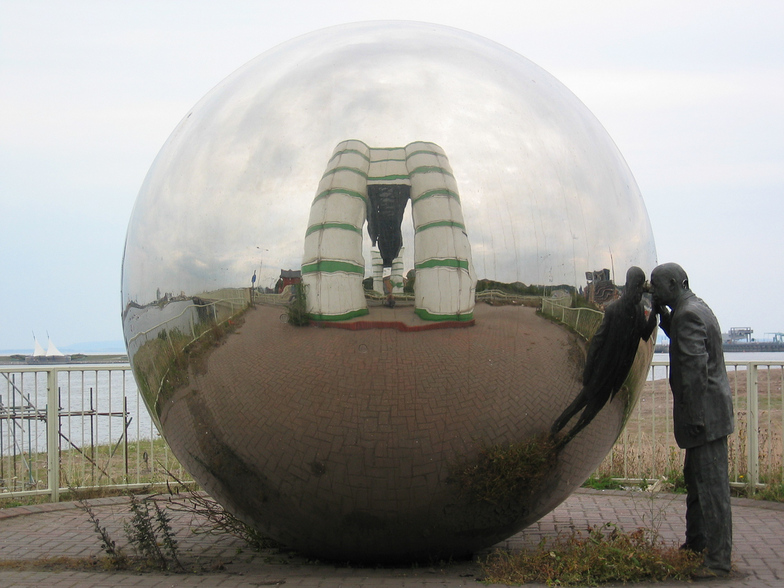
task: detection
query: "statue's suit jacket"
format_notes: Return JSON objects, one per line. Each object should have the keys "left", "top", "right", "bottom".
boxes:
{"left": 667, "top": 292, "right": 734, "bottom": 449}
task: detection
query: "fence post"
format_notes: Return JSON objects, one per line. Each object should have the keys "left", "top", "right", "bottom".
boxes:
{"left": 46, "top": 368, "right": 60, "bottom": 502}
{"left": 746, "top": 364, "right": 759, "bottom": 488}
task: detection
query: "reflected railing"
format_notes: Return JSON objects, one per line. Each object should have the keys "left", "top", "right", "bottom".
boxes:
{"left": 2, "top": 359, "right": 782, "bottom": 503}
{"left": 125, "top": 292, "right": 252, "bottom": 428}
{"left": 476, "top": 289, "right": 542, "bottom": 307}
{"left": 125, "top": 291, "right": 251, "bottom": 352}
{"left": 541, "top": 295, "right": 603, "bottom": 341}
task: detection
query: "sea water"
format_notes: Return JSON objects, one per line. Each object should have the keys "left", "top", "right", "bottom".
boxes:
{"left": 649, "top": 352, "right": 784, "bottom": 382}
{"left": 0, "top": 365, "right": 155, "bottom": 457}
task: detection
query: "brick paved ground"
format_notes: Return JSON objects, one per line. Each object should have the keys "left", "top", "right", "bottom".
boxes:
{"left": 0, "top": 488, "right": 782, "bottom": 587}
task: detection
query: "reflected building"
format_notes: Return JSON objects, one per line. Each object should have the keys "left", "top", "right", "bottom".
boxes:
{"left": 121, "top": 22, "right": 657, "bottom": 562}
{"left": 585, "top": 269, "right": 616, "bottom": 306}
{"left": 276, "top": 269, "right": 301, "bottom": 293}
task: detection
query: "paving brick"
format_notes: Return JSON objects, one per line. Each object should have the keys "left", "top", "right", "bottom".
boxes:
{"left": 0, "top": 489, "right": 782, "bottom": 586}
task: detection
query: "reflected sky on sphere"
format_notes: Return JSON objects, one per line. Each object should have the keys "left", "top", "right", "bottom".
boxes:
{"left": 123, "top": 21, "right": 655, "bottom": 305}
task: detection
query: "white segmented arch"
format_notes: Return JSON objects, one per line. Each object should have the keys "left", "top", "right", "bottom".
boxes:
{"left": 302, "top": 140, "right": 370, "bottom": 321}
{"left": 302, "top": 140, "right": 476, "bottom": 321}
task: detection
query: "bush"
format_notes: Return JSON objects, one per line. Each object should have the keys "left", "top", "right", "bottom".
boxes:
{"left": 448, "top": 435, "right": 557, "bottom": 504}
{"left": 286, "top": 283, "right": 310, "bottom": 326}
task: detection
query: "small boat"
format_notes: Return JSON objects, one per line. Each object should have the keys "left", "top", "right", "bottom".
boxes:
{"left": 25, "top": 335, "right": 71, "bottom": 364}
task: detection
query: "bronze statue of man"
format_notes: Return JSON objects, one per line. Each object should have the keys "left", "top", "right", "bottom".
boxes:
{"left": 650, "top": 262, "right": 734, "bottom": 577}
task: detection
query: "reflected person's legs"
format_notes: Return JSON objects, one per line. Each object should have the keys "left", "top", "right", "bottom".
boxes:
{"left": 559, "top": 398, "right": 605, "bottom": 445}
{"left": 550, "top": 388, "right": 588, "bottom": 437}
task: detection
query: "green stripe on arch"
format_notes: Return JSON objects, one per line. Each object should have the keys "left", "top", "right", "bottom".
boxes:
{"left": 415, "top": 258, "right": 469, "bottom": 270}
{"left": 415, "top": 308, "right": 474, "bottom": 322}
{"left": 406, "top": 149, "right": 443, "bottom": 158}
{"left": 405, "top": 141, "right": 439, "bottom": 151}
{"left": 310, "top": 308, "right": 369, "bottom": 321}
{"left": 313, "top": 188, "right": 367, "bottom": 204}
{"left": 415, "top": 220, "right": 466, "bottom": 233}
{"left": 302, "top": 260, "right": 365, "bottom": 275}
{"left": 329, "top": 148, "right": 371, "bottom": 163}
{"left": 367, "top": 174, "right": 411, "bottom": 182}
{"left": 322, "top": 166, "right": 368, "bottom": 179}
{"left": 412, "top": 189, "right": 460, "bottom": 204}
{"left": 409, "top": 166, "right": 454, "bottom": 178}
{"left": 305, "top": 223, "right": 362, "bottom": 237}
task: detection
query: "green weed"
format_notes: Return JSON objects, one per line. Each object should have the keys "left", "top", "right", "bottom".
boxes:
{"left": 72, "top": 488, "right": 127, "bottom": 569}
{"left": 124, "top": 493, "right": 184, "bottom": 571}
{"left": 581, "top": 474, "right": 623, "bottom": 491}
{"left": 286, "top": 282, "right": 310, "bottom": 326}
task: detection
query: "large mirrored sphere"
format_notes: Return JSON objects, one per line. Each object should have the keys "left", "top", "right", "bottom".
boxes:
{"left": 122, "top": 21, "right": 657, "bottom": 562}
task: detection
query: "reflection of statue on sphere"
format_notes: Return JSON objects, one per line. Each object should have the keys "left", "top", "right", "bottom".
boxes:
{"left": 550, "top": 266, "right": 657, "bottom": 445}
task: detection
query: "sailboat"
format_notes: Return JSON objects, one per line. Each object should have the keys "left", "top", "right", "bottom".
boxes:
{"left": 25, "top": 334, "right": 71, "bottom": 364}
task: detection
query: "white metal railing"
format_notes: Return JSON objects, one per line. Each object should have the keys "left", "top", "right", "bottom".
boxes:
{"left": 0, "top": 364, "right": 186, "bottom": 501}
{"left": 2, "top": 358, "right": 782, "bottom": 503}
{"left": 541, "top": 295, "right": 784, "bottom": 488}
{"left": 603, "top": 360, "right": 784, "bottom": 488}
{"left": 2, "top": 294, "right": 249, "bottom": 502}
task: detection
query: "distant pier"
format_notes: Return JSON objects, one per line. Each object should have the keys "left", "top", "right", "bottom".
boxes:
{"left": 655, "top": 342, "right": 784, "bottom": 353}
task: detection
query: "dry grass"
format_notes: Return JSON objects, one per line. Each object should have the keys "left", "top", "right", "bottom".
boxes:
{"left": 598, "top": 366, "right": 784, "bottom": 486}
{"left": 480, "top": 523, "right": 702, "bottom": 586}
{"left": 0, "top": 436, "right": 192, "bottom": 505}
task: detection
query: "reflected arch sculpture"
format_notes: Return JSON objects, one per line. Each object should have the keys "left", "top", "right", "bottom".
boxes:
{"left": 122, "top": 21, "right": 658, "bottom": 563}
{"left": 304, "top": 139, "right": 476, "bottom": 322}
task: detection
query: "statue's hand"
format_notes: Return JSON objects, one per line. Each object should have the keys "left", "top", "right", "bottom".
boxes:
{"left": 657, "top": 305, "right": 672, "bottom": 335}
{"left": 687, "top": 424, "right": 704, "bottom": 438}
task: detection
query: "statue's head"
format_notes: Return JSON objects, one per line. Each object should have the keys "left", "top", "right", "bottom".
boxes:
{"left": 623, "top": 266, "right": 646, "bottom": 304}
{"left": 651, "top": 262, "right": 690, "bottom": 307}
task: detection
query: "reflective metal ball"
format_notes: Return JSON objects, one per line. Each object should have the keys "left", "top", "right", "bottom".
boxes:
{"left": 122, "top": 21, "right": 657, "bottom": 562}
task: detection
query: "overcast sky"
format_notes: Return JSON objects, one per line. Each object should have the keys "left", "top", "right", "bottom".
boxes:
{"left": 1, "top": 1, "right": 782, "bottom": 352}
